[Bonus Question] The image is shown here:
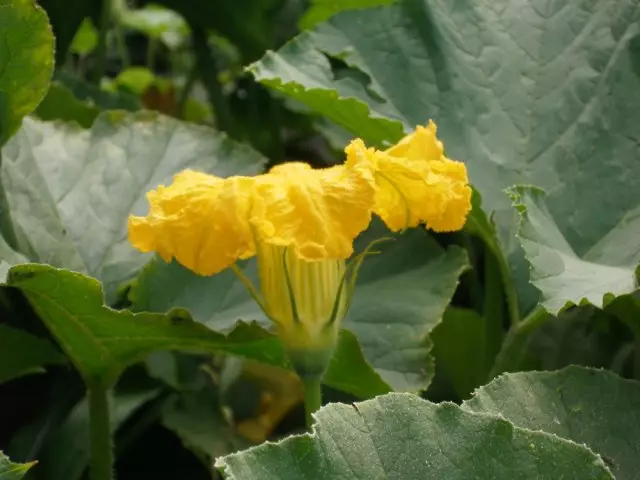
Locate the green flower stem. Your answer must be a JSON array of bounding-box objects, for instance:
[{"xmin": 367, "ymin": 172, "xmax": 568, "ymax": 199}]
[
  {"xmin": 489, "ymin": 306, "xmax": 550, "ymax": 378},
  {"xmin": 88, "ymin": 384, "xmax": 114, "ymax": 480},
  {"xmin": 302, "ymin": 377, "xmax": 322, "ymax": 430}
]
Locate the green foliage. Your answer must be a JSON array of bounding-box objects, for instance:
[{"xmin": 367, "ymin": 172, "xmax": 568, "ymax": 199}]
[
  {"xmin": 1, "ymin": 0, "xmax": 640, "ymax": 478},
  {"xmin": 0, "ymin": 0, "xmax": 54, "ymax": 145},
  {"xmin": 34, "ymin": 389, "xmax": 158, "ymax": 480},
  {"xmin": 35, "ymin": 82, "xmax": 101, "ymax": 127},
  {"xmin": 511, "ymin": 186, "xmax": 640, "ymax": 314},
  {"xmin": 216, "ymin": 392, "xmax": 613, "ymax": 479},
  {"xmin": 464, "ymin": 367, "xmax": 640, "ymax": 480},
  {"xmin": 0, "ymin": 324, "xmax": 67, "ymax": 384},
  {"xmin": 299, "ymin": 0, "xmax": 396, "ymax": 29},
  {"xmin": 0, "ymin": 452, "xmax": 35, "ymax": 479},
  {"xmin": 70, "ymin": 17, "xmax": 98, "ymax": 56},
  {"xmin": 249, "ymin": 0, "xmax": 640, "ymax": 258},
  {"xmin": 431, "ymin": 307, "xmax": 493, "ymax": 399},
  {"xmin": 4, "ymin": 264, "xmax": 290, "ymax": 388}
]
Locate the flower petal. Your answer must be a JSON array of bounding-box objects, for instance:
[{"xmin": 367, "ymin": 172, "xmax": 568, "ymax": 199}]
[
  {"xmin": 250, "ymin": 162, "xmax": 375, "ymax": 260},
  {"xmin": 128, "ymin": 170, "xmax": 255, "ymax": 275},
  {"xmin": 345, "ymin": 122, "xmax": 471, "ymax": 232},
  {"xmin": 386, "ymin": 120, "xmax": 444, "ymax": 162}
]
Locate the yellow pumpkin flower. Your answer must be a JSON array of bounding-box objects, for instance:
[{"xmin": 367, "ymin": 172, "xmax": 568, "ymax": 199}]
[
  {"xmin": 345, "ymin": 121, "xmax": 472, "ymax": 232},
  {"xmin": 128, "ymin": 121, "xmax": 471, "ymax": 380}
]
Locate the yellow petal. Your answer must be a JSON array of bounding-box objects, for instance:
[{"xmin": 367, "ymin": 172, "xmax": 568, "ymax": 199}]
[
  {"xmin": 250, "ymin": 162, "xmax": 375, "ymax": 260},
  {"xmin": 345, "ymin": 122, "xmax": 471, "ymax": 232},
  {"xmin": 128, "ymin": 170, "xmax": 256, "ymax": 275},
  {"xmin": 385, "ymin": 120, "xmax": 444, "ymax": 161},
  {"xmin": 421, "ymin": 158, "xmax": 472, "ymax": 232}
]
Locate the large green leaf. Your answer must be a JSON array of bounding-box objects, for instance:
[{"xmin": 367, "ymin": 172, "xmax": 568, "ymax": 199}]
[
  {"xmin": 216, "ymin": 392, "xmax": 613, "ymax": 479},
  {"xmin": 132, "ymin": 222, "xmax": 467, "ymax": 393},
  {"xmin": 346, "ymin": 222, "xmax": 468, "ymax": 391},
  {"xmin": 249, "ymin": 0, "xmax": 640, "ymax": 259},
  {"xmin": 5, "ymin": 264, "xmax": 290, "ymax": 387},
  {"xmin": 0, "ymin": 324, "xmax": 66, "ymax": 384},
  {"xmin": 511, "ymin": 186, "xmax": 640, "ymax": 314},
  {"xmin": 299, "ymin": 0, "xmax": 396, "ymax": 30},
  {"xmin": 0, "ymin": 452, "xmax": 35, "ymax": 480},
  {"xmin": 1, "ymin": 112, "xmax": 266, "ymax": 301},
  {"xmin": 0, "ymin": 0, "xmax": 54, "ymax": 145},
  {"xmin": 464, "ymin": 366, "xmax": 640, "ymax": 480}
]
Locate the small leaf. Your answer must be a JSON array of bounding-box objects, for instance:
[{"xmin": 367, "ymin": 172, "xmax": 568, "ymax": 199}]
[
  {"xmin": 0, "ymin": 324, "xmax": 67, "ymax": 384},
  {"xmin": 5, "ymin": 264, "xmax": 290, "ymax": 387},
  {"xmin": 0, "ymin": 451, "xmax": 35, "ymax": 479},
  {"xmin": 54, "ymin": 71, "xmax": 141, "ymax": 112},
  {"xmin": 69, "ymin": 17, "xmax": 97, "ymax": 56},
  {"xmin": 35, "ymin": 82, "xmax": 101, "ymax": 128},
  {"xmin": 118, "ymin": 4, "xmax": 190, "ymax": 50},
  {"xmin": 464, "ymin": 366, "xmax": 640, "ymax": 480},
  {"xmin": 0, "ymin": 0, "xmax": 54, "ymax": 145},
  {"xmin": 216, "ymin": 393, "xmax": 613, "ymax": 479},
  {"xmin": 114, "ymin": 67, "xmax": 157, "ymax": 96}
]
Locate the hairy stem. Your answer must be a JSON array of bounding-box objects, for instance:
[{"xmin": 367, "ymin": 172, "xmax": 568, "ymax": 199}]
[
  {"xmin": 88, "ymin": 385, "xmax": 114, "ymax": 480},
  {"xmin": 302, "ymin": 377, "xmax": 322, "ymax": 431}
]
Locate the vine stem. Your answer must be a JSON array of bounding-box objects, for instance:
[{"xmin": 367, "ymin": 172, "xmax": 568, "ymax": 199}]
[
  {"xmin": 302, "ymin": 377, "xmax": 322, "ymax": 430},
  {"xmin": 489, "ymin": 306, "xmax": 550, "ymax": 378},
  {"xmin": 88, "ymin": 0, "xmax": 112, "ymax": 84},
  {"xmin": 88, "ymin": 384, "xmax": 114, "ymax": 480},
  {"xmin": 190, "ymin": 25, "xmax": 234, "ymax": 135}
]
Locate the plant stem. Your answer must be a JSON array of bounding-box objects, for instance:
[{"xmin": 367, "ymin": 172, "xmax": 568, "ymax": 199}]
[
  {"xmin": 177, "ymin": 62, "xmax": 199, "ymax": 119},
  {"xmin": 635, "ymin": 334, "xmax": 640, "ymax": 380},
  {"xmin": 88, "ymin": 0, "xmax": 112, "ymax": 84},
  {"xmin": 302, "ymin": 377, "xmax": 322, "ymax": 430},
  {"xmin": 146, "ymin": 37, "xmax": 157, "ymax": 71},
  {"xmin": 483, "ymin": 248, "xmax": 505, "ymax": 361},
  {"xmin": 115, "ymin": 25, "xmax": 130, "ymax": 69},
  {"xmin": 88, "ymin": 385, "xmax": 114, "ymax": 480},
  {"xmin": 489, "ymin": 306, "xmax": 550, "ymax": 378},
  {"xmin": 190, "ymin": 25, "xmax": 235, "ymax": 135}
]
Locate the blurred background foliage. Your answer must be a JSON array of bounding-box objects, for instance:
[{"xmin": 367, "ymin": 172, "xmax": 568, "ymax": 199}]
[{"xmin": 1, "ymin": 1, "xmax": 635, "ymax": 479}]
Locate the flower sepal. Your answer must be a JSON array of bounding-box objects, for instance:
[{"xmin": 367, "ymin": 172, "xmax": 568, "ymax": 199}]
[{"xmin": 278, "ymin": 322, "xmax": 338, "ymax": 382}]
